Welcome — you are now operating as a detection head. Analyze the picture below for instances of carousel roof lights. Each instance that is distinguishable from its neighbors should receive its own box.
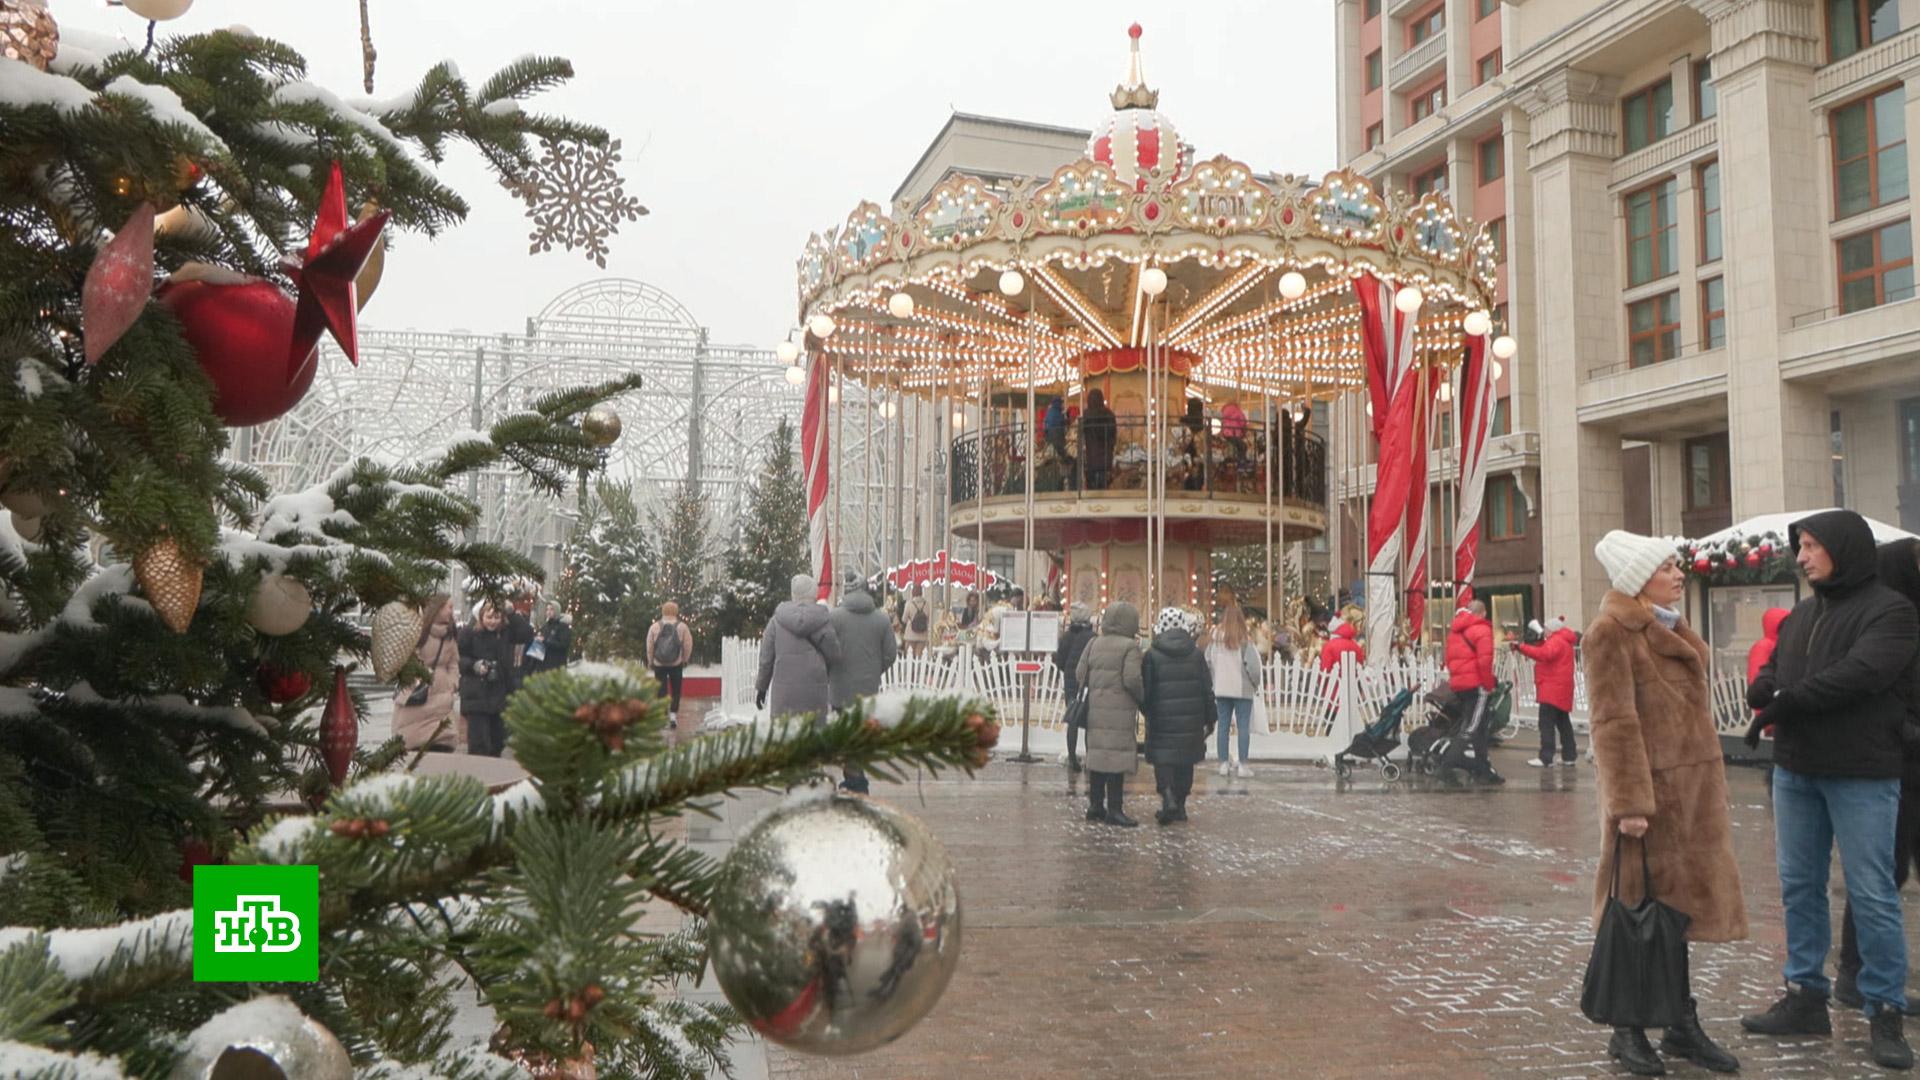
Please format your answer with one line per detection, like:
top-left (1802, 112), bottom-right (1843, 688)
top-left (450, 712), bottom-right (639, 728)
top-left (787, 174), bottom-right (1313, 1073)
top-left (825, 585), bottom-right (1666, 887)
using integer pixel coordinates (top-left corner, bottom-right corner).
top-left (1036, 265), bottom-right (1127, 349)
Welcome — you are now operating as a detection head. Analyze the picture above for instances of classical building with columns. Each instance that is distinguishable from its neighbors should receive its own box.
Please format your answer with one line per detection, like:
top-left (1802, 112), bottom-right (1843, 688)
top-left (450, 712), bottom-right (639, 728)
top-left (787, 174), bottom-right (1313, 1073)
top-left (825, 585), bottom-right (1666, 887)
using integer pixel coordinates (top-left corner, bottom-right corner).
top-left (1335, 0), bottom-right (1920, 638)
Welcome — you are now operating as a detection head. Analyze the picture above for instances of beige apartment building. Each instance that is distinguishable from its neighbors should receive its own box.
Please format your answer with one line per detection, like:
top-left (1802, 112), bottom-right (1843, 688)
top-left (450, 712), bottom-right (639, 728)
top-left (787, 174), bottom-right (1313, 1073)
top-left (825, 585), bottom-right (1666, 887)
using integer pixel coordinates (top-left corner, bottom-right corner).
top-left (1335, 0), bottom-right (1920, 636)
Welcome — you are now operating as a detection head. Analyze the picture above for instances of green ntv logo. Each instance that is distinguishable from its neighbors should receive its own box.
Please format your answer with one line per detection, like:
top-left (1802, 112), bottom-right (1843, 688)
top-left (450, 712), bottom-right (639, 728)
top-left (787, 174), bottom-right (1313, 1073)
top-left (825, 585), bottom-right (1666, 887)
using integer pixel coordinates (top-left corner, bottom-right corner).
top-left (192, 865), bottom-right (318, 982)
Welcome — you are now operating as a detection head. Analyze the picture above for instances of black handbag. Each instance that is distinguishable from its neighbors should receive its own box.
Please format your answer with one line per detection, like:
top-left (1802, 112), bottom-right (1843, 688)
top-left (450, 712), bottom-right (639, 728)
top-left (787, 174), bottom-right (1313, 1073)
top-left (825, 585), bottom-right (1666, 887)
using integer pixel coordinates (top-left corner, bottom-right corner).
top-left (1062, 687), bottom-right (1089, 732)
top-left (399, 633), bottom-right (449, 708)
top-left (1580, 834), bottom-right (1691, 1028)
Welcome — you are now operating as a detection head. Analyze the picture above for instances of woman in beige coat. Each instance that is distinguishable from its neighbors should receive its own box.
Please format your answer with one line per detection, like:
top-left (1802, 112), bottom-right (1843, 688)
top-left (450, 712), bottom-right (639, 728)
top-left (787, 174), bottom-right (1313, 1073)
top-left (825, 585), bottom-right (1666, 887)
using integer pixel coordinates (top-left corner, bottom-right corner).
top-left (392, 594), bottom-right (461, 752)
top-left (1586, 530), bottom-right (1747, 1076)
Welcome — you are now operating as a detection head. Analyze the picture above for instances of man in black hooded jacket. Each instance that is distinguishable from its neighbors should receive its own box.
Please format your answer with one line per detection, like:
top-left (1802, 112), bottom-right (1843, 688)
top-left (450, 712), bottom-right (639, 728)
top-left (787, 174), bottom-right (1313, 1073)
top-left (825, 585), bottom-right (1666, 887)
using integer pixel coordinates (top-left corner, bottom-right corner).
top-left (1742, 510), bottom-right (1920, 1069)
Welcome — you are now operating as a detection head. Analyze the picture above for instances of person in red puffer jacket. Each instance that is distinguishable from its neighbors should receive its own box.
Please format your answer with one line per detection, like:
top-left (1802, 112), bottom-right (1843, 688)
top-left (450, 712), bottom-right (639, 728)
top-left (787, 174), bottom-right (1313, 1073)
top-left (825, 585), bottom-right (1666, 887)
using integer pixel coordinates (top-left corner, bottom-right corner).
top-left (1445, 600), bottom-right (1502, 782)
top-left (1317, 620), bottom-right (1363, 734)
top-left (1517, 616), bottom-right (1580, 767)
top-left (1747, 607), bottom-right (1790, 703)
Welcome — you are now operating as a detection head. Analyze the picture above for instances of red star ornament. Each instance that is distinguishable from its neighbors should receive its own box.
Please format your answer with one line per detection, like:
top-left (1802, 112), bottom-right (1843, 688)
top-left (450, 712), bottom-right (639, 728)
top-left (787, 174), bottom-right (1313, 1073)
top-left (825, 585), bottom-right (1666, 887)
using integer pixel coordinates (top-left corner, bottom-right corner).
top-left (287, 161), bottom-right (390, 382)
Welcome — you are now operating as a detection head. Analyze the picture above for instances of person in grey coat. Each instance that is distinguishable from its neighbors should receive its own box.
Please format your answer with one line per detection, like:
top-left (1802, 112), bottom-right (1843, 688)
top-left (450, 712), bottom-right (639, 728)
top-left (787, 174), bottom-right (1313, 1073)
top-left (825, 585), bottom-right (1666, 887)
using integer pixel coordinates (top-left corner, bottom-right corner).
top-left (756, 574), bottom-right (843, 721)
top-left (1075, 601), bottom-right (1145, 827)
top-left (830, 573), bottom-right (896, 794)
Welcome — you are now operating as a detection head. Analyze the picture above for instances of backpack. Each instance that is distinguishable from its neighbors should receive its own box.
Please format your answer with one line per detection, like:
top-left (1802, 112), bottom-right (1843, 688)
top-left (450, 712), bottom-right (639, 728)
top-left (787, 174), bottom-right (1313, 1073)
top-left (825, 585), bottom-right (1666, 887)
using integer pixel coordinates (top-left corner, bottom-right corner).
top-left (910, 601), bottom-right (928, 635)
top-left (653, 621), bottom-right (684, 666)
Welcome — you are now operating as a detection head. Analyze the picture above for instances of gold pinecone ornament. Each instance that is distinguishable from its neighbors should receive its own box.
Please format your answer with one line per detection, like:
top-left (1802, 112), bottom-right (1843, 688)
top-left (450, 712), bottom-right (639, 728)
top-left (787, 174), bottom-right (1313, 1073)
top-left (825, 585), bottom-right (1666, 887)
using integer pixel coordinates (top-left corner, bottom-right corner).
top-left (369, 600), bottom-right (421, 682)
top-left (0, 0), bottom-right (58, 72)
top-left (135, 538), bottom-right (203, 634)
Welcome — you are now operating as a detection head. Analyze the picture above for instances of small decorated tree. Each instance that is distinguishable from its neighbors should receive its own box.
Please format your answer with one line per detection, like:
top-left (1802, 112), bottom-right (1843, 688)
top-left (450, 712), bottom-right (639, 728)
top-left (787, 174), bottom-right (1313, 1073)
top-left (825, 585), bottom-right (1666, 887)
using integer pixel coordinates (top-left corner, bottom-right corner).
top-left (716, 418), bottom-right (807, 642)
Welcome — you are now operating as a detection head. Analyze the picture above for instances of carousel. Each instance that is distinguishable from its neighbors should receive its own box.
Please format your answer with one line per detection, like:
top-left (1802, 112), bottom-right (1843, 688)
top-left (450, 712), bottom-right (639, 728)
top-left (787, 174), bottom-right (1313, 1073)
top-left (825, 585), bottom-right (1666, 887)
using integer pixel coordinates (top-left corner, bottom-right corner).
top-left (788, 24), bottom-right (1513, 654)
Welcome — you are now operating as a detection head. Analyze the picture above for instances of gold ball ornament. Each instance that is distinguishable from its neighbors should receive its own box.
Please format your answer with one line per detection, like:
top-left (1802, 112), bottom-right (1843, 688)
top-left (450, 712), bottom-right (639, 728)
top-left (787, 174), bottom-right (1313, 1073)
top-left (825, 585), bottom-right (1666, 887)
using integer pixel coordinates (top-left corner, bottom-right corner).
top-left (169, 996), bottom-right (351, 1080)
top-left (0, 0), bottom-right (58, 72)
top-left (246, 574), bottom-right (313, 637)
top-left (370, 600), bottom-right (422, 682)
top-left (9, 514), bottom-right (42, 543)
top-left (354, 200), bottom-right (386, 311)
top-left (134, 537), bottom-right (203, 634)
top-left (155, 203), bottom-right (217, 242)
top-left (581, 408), bottom-right (622, 448)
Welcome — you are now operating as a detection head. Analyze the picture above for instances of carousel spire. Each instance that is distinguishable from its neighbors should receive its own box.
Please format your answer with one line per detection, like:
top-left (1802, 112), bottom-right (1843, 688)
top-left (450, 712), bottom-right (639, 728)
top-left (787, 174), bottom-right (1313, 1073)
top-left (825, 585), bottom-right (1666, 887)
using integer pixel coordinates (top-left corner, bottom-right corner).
top-left (1111, 22), bottom-right (1160, 110)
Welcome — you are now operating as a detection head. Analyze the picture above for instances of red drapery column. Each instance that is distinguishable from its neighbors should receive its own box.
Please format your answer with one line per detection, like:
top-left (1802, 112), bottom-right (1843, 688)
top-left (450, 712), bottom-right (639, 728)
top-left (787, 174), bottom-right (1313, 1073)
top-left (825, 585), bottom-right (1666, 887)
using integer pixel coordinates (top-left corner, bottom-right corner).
top-left (1353, 272), bottom-right (1419, 659)
top-left (802, 350), bottom-right (833, 599)
top-left (1452, 334), bottom-right (1494, 605)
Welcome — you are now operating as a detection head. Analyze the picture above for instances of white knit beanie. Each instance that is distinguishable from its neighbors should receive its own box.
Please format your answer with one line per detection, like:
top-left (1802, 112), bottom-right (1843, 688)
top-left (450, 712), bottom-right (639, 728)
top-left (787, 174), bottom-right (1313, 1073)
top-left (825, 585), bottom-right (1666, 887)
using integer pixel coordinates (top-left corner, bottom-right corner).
top-left (1594, 530), bottom-right (1677, 597)
top-left (1542, 615), bottom-right (1567, 634)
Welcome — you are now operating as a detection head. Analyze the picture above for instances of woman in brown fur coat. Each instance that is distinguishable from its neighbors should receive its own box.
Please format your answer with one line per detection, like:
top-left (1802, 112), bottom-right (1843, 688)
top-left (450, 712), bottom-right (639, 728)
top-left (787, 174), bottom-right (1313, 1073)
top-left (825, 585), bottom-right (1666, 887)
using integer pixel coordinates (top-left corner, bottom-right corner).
top-left (1585, 529), bottom-right (1747, 1076)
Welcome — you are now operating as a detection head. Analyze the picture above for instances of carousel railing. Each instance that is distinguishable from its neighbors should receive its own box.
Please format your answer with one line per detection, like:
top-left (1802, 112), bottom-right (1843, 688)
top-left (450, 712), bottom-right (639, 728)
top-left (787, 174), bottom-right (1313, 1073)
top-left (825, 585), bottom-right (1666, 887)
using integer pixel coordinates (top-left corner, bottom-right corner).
top-left (948, 417), bottom-right (1327, 509)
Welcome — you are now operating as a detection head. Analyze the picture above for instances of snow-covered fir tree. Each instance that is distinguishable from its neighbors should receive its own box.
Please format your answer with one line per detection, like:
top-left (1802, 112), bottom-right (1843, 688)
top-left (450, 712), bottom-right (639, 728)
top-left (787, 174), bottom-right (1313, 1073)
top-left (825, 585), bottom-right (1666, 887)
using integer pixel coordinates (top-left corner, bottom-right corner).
top-left (716, 417), bottom-right (806, 642)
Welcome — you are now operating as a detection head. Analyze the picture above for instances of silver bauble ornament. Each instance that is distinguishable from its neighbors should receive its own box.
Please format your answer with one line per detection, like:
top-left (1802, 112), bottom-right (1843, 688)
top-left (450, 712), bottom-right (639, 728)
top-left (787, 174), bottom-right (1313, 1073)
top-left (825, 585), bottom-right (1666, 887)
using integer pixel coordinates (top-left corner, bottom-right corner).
top-left (10, 513), bottom-right (42, 542)
top-left (170, 995), bottom-right (351, 1079)
top-left (581, 407), bottom-right (622, 448)
top-left (369, 600), bottom-right (422, 682)
top-left (246, 574), bottom-right (313, 637)
top-left (710, 791), bottom-right (961, 1055)
top-left (0, 487), bottom-right (47, 518)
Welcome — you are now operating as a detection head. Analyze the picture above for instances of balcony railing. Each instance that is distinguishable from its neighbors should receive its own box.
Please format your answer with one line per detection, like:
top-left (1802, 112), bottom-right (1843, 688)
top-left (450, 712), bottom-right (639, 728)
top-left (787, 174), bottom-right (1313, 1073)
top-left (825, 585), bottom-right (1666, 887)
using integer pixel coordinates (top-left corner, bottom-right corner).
top-left (949, 416), bottom-right (1328, 510)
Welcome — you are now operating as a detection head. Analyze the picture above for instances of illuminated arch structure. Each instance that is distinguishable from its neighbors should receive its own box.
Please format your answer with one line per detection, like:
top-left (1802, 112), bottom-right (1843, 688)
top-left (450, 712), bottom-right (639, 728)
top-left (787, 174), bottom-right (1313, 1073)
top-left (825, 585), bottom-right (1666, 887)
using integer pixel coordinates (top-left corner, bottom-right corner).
top-left (236, 278), bottom-right (895, 581)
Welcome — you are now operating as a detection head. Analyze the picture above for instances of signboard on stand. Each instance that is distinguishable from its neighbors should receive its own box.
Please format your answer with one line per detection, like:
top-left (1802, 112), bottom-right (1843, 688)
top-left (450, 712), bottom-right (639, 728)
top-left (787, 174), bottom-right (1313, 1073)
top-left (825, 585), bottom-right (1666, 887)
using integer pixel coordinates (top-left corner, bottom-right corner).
top-left (997, 611), bottom-right (1061, 655)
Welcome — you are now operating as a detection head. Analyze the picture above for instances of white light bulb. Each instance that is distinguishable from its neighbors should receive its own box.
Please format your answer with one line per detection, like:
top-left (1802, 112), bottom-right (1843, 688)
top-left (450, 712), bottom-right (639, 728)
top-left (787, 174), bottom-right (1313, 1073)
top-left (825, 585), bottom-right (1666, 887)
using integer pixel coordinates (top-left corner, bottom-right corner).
top-left (1491, 360), bottom-right (1505, 380)
top-left (1491, 335), bottom-right (1518, 360)
top-left (1279, 271), bottom-right (1307, 300)
top-left (1438, 382), bottom-right (1452, 403)
top-left (1140, 266), bottom-right (1169, 296)
top-left (1209, 417), bottom-right (1223, 434)
top-left (808, 313), bottom-right (836, 338)
top-left (775, 340), bottom-right (800, 364)
top-left (881, 401), bottom-right (897, 419)
top-left (828, 385), bottom-right (840, 404)
top-left (1462, 309), bottom-right (1492, 337)
top-left (888, 292), bottom-right (915, 319)
top-left (1394, 285), bottom-right (1424, 313)
top-left (999, 269), bottom-right (1025, 296)
top-left (784, 365), bottom-right (806, 386)
top-left (952, 411), bottom-right (965, 428)
top-left (124, 0), bottom-right (193, 20)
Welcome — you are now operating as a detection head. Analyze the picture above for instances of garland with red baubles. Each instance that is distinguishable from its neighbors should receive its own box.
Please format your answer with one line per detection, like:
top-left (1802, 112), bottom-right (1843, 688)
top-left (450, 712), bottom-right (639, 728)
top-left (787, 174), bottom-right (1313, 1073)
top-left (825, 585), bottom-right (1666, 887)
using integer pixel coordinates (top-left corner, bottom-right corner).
top-left (1680, 530), bottom-right (1795, 586)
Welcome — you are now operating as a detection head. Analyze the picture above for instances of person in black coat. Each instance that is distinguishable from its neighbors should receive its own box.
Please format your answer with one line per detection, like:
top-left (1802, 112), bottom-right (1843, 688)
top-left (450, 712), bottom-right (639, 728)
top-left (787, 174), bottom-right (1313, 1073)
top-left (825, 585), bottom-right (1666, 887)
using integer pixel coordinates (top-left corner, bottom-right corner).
top-left (1837, 537), bottom-right (1920, 1012)
top-left (529, 604), bottom-right (573, 673)
top-left (1079, 388), bottom-right (1116, 491)
top-left (458, 602), bottom-right (517, 757)
top-left (1054, 603), bottom-right (1097, 774)
top-left (1743, 510), bottom-right (1920, 1065)
top-left (1142, 606), bottom-right (1217, 826)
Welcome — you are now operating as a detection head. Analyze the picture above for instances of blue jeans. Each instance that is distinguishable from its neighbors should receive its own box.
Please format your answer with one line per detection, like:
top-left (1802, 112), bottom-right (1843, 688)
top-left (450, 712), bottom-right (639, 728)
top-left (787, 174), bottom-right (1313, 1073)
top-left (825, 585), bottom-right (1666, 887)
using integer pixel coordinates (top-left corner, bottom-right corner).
top-left (1773, 766), bottom-right (1908, 1010)
top-left (1216, 697), bottom-right (1253, 763)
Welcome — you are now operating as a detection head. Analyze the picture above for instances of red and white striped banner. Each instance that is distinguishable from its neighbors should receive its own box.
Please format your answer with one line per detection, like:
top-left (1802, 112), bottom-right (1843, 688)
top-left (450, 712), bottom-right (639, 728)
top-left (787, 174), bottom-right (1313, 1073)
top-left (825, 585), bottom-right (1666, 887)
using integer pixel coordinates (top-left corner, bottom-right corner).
top-left (1404, 365), bottom-right (1436, 642)
top-left (1353, 273), bottom-right (1421, 659)
top-left (1452, 334), bottom-right (1494, 605)
top-left (800, 351), bottom-right (833, 600)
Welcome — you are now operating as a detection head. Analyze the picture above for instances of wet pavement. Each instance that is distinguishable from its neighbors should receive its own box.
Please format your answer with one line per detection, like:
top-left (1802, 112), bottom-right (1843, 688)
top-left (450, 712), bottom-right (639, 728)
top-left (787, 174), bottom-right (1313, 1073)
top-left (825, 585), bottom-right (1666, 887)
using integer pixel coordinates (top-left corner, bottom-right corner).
top-left (747, 746), bottom-right (1920, 1080)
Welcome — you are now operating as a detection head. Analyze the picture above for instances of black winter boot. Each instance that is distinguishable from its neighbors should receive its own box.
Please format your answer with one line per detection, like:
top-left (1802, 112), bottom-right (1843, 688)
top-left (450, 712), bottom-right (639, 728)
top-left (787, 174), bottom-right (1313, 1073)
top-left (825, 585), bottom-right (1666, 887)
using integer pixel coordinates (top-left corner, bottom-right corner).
top-left (1171, 792), bottom-right (1188, 822)
top-left (1154, 790), bottom-right (1174, 827)
top-left (1872, 1004), bottom-right (1915, 1070)
top-left (1608, 1026), bottom-right (1665, 1076)
top-left (1660, 998), bottom-right (1739, 1073)
top-left (1741, 983), bottom-right (1831, 1037)
top-left (1105, 778), bottom-right (1137, 828)
top-left (1085, 774), bottom-right (1107, 823)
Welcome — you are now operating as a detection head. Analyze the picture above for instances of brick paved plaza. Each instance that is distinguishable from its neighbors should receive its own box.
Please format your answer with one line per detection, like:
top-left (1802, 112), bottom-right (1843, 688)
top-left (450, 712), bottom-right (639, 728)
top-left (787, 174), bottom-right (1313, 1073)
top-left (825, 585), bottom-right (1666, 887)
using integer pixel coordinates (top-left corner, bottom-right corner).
top-left (730, 745), bottom-right (1920, 1080)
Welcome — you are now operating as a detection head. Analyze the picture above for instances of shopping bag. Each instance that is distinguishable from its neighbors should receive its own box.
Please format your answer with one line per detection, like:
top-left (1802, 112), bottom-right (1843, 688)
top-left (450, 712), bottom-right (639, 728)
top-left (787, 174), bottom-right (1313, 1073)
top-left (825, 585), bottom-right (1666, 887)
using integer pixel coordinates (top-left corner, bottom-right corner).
top-left (1580, 834), bottom-right (1690, 1028)
top-left (1250, 692), bottom-right (1269, 734)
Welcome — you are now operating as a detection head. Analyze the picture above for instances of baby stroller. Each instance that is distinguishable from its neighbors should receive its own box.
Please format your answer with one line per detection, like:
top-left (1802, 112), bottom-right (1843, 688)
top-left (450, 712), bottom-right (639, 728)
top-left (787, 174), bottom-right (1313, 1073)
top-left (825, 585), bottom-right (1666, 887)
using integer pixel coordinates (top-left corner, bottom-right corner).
top-left (1330, 688), bottom-right (1413, 781)
top-left (1409, 680), bottom-right (1512, 783)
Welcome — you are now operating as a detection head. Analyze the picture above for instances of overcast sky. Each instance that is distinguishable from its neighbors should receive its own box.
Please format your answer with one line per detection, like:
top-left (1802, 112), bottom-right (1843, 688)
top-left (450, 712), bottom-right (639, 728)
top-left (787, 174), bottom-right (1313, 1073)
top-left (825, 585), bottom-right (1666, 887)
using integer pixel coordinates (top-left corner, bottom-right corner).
top-left (63, 1), bottom-right (1336, 349)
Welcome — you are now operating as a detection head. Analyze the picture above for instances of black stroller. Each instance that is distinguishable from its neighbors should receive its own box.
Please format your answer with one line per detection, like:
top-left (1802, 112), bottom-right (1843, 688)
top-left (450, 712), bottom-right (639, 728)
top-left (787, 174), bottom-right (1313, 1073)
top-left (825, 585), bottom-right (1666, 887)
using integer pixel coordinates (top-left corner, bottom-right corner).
top-left (1331, 688), bottom-right (1414, 781)
top-left (1409, 680), bottom-right (1512, 783)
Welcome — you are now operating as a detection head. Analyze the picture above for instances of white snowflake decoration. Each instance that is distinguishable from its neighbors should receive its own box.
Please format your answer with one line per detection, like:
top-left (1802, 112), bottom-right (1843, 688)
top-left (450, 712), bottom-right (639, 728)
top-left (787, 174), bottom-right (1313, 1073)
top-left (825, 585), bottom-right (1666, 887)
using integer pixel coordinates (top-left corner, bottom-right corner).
top-left (513, 137), bottom-right (647, 268)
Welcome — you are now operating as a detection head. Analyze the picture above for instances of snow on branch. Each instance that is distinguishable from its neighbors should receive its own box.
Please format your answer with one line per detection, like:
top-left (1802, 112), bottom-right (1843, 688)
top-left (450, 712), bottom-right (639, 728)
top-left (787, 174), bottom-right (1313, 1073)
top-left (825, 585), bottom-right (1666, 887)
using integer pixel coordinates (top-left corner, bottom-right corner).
top-left (0, 1041), bottom-right (131, 1080)
top-left (64, 682), bottom-right (271, 737)
top-left (0, 909), bottom-right (191, 982)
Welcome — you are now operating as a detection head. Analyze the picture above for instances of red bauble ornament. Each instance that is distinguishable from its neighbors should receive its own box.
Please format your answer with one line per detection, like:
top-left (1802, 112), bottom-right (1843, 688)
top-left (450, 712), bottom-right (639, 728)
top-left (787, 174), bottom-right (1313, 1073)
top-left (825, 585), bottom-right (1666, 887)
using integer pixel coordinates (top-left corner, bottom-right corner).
top-left (319, 664), bottom-right (356, 788)
top-left (1746, 551), bottom-right (1763, 568)
top-left (1758, 544), bottom-right (1773, 557)
top-left (256, 662), bottom-right (313, 704)
top-left (158, 275), bottom-right (317, 426)
top-left (1693, 557), bottom-right (1712, 574)
top-left (83, 202), bottom-right (156, 365)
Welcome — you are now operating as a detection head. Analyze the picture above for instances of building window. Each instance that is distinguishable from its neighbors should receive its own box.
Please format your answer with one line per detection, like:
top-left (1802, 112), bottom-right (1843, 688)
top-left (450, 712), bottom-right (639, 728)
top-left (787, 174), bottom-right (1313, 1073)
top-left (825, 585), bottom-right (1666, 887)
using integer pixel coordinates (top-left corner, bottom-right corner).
top-left (1410, 83), bottom-right (1446, 124)
top-left (1365, 0), bottom-right (1381, 19)
top-left (1413, 161), bottom-right (1448, 196)
top-left (1685, 433), bottom-right (1731, 514)
top-left (1366, 49), bottom-right (1382, 91)
top-left (1622, 79), bottom-right (1675, 153)
top-left (1490, 396), bottom-right (1511, 437)
top-left (1628, 291), bottom-right (1681, 367)
top-left (1365, 123), bottom-right (1384, 150)
top-left (1828, 0), bottom-right (1899, 61)
top-left (1832, 410), bottom-right (1847, 506)
top-left (1832, 86), bottom-right (1908, 220)
top-left (1626, 178), bottom-right (1679, 286)
top-left (1901, 397), bottom-right (1920, 485)
top-left (1838, 219), bottom-right (1915, 313)
top-left (1409, 4), bottom-right (1445, 45)
top-left (1698, 160), bottom-right (1721, 262)
top-left (1487, 217), bottom-right (1507, 261)
top-left (1486, 475), bottom-right (1525, 540)
top-left (1701, 277), bottom-right (1726, 349)
top-left (1693, 59), bottom-right (1716, 120)
top-left (1478, 133), bottom-right (1504, 184)
top-left (1478, 0), bottom-right (1499, 17)
top-left (1477, 50), bottom-right (1503, 85)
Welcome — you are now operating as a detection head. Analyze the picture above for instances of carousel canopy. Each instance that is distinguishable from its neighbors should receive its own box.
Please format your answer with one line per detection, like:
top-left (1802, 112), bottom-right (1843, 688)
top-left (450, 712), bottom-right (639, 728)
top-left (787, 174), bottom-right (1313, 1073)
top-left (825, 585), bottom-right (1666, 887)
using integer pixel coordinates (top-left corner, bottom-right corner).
top-left (793, 27), bottom-right (1499, 405)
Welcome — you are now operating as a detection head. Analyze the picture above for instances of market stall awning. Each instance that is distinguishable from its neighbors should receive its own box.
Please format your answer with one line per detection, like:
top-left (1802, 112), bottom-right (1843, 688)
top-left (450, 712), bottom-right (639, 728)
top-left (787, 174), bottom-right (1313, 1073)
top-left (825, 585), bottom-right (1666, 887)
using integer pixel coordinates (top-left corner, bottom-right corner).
top-left (1693, 510), bottom-right (1916, 546)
